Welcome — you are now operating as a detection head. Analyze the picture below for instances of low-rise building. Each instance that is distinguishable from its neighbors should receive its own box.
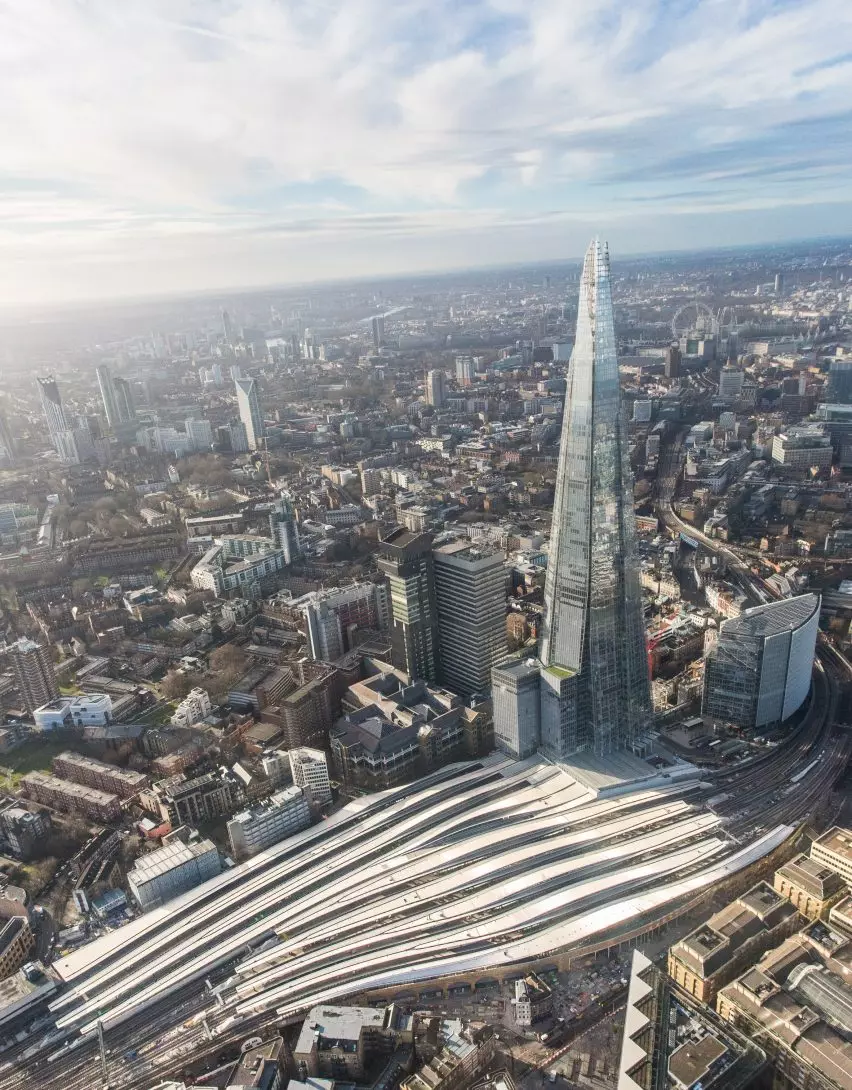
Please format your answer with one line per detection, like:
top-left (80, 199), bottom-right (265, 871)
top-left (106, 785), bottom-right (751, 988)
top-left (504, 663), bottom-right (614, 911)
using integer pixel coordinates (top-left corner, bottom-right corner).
top-left (0, 918), bottom-right (34, 981)
top-left (52, 751), bottom-right (149, 800)
top-left (774, 853), bottom-right (846, 921)
top-left (142, 769), bottom-right (244, 826)
top-left (21, 772), bottom-right (121, 822)
top-left (227, 785), bottom-right (312, 860)
top-left (668, 882), bottom-right (801, 1005)
top-left (294, 1005), bottom-right (395, 1081)
top-left (513, 973), bottom-right (553, 1026)
top-left (33, 693), bottom-right (113, 731)
top-left (810, 825), bottom-right (852, 886)
top-left (127, 837), bottom-right (221, 911)
top-left (0, 806), bottom-right (50, 861)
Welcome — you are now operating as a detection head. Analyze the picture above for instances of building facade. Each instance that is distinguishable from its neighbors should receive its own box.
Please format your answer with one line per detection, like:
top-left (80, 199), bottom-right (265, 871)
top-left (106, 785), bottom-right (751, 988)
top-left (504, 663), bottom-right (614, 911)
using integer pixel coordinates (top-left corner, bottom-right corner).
top-left (227, 785), bottom-right (312, 860)
top-left (235, 376), bottom-right (265, 451)
top-left (702, 593), bottom-right (820, 730)
top-left (10, 639), bottom-right (59, 714)
top-left (377, 528), bottom-right (440, 683)
top-left (288, 747), bottom-right (331, 806)
top-left (127, 838), bottom-right (221, 911)
top-left (509, 240), bottom-right (652, 760)
top-left (433, 540), bottom-right (506, 697)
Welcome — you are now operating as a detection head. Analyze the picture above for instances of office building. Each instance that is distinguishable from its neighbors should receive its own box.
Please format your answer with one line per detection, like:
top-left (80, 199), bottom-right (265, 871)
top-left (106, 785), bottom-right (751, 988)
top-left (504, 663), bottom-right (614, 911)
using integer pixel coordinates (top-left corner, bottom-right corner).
top-left (0, 411), bottom-right (15, 465)
top-left (288, 747), bottom-right (331, 806)
top-left (268, 497), bottom-right (301, 564)
top-left (235, 376), bottom-right (265, 450)
top-left (222, 309), bottom-right (233, 345)
top-left (377, 528), bottom-right (440, 683)
top-left (143, 770), bottom-right (244, 826)
top-left (184, 416), bottom-right (214, 452)
top-left (33, 694), bottom-right (112, 731)
top-left (225, 420), bottom-right (250, 453)
top-left (827, 358), bottom-right (852, 404)
top-left (718, 367), bottom-right (744, 401)
top-left (371, 315), bottom-right (385, 351)
top-left (52, 751), bottom-right (149, 800)
top-left (667, 881), bottom-right (801, 1005)
top-left (262, 674), bottom-right (336, 750)
top-left (810, 826), bottom-right (852, 886)
top-left (96, 365), bottom-right (121, 430)
top-left (426, 369), bottom-right (447, 408)
top-left (298, 582), bottom-right (387, 662)
top-left (171, 687), bottom-right (212, 728)
top-left (127, 838), bottom-right (221, 911)
top-left (773, 853), bottom-right (845, 921)
top-left (702, 593), bottom-right (820, 730)
top-left (664, 343), bottom-right (681, 379)
top-left (36, 376), bottom-right (68, 446)
top-left (10, 638), bottom-right (59, 714)
top-left (227, 785), bottom-right (312, 860)
top-left (536, 240), bottom-right (652, 759)
top-left (433, 540), bottom-right (506, 697)
top-left (113, 376), bottom-right (136, 423)
top-left (771, 425), bottom-right (833, 470)
top-left (294, 1005), bottom-right (392, 1081)
top-left (492, 657), bottom-right (543, 759)
top-left (716, 925), bottom-right (852, 1090)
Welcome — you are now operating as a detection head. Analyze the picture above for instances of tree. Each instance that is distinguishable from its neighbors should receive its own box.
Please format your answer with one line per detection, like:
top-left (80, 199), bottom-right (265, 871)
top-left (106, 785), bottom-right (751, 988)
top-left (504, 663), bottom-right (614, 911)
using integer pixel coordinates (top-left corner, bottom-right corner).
top-left (162, 671), bottom-right (192, 700)
top-left (209, 644), bottom-right (247, 674)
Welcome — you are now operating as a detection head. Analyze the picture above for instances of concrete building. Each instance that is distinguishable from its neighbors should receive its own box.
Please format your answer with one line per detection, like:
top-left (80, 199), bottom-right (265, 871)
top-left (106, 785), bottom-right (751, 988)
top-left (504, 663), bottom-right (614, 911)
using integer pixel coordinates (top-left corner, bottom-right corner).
top-left (0, 806), bottom-right (50, 861)
top-left (33, 694), bottom-right (112, 731)
top-left (0, 918), bottom-right (34, 981)
top-left (294, 1005), bottom-right (393, 1081)
top-left (171, 687), bottom-right (212, 728)
top-left (716, 927), bottom-right (852, 1090)
top-left (288, 747), bottom-right (331, 806)
top-left (298, 583), bottom-right (387, 662)
top-left (127, 838), bottom-right (221, 911)
top-left (513, 973), bottom-right (553, 1026)
top-left (774, 854), bottom-right (846, 921)
top-left (702, 593), bottom-right (820, 730)
top-left (668, 882), bottom-right (801, 1005)
top-left (433, 540), bottom-right (506, 697)
top-left (810, 826), bottom-right (852, 886)
top-left (9, 639), bottom-right (59, 714)
top-left (491, 657), bottom-right (542, 759)
top-left (144, 770), bottom-right (244, 826)
top-left (191, 536), bottom-right (286, 597)
top-left (51, 751), bottom-right (148, 800)
top-left (426, 369), bottom-right (447, 408)
top-left (21, 772), bottom-right (121, 823)
top-left (227, 785), bottom-right (312, 860)
top-left (184, 417), bottom-right (214, 452)
top-left (261, 675), bottom-right (336, 750)
top-left (771, 425), bottom-right (833, 470)
top-left (377, 528), bottom-right (440, 683)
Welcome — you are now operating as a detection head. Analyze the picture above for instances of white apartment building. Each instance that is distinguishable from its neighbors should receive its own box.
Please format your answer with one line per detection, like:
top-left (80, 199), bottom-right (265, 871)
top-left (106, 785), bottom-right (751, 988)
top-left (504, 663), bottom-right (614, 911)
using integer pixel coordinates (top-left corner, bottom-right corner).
top-left (227, 786), bottom-right (312, 860)
top-left (33, 693), bottom-right (113, 731)
top-left (289, 747), bottom-right (331, 806)
top-left (171, 687), bottom-right (212, 728)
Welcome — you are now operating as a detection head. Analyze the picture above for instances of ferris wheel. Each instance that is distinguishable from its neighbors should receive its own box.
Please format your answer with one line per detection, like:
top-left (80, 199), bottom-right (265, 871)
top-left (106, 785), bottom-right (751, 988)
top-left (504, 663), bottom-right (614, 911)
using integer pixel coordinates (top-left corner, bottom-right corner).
top-left (671, 301), bottom-right (717, 340)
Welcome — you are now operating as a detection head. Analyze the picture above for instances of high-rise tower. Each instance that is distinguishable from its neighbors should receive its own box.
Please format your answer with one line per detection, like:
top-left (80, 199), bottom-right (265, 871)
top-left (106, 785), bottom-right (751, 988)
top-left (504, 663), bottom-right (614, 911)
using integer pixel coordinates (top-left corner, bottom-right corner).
top-left (377, 528), bottom-right (439, 683)
top-left (11, 638), bottom-right (60, 713)
top-left (96, 365), bottom-right (120, 429)
top-left (538, 239), bottom-right (651, 758)
top-left (235, 376), bottom-right (264, 451)
top-left (492, 239), bottom-right (652, 762)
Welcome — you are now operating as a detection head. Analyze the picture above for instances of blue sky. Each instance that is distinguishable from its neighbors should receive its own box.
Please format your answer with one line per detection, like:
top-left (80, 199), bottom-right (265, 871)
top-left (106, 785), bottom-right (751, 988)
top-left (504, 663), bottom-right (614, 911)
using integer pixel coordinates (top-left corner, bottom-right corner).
top-left (1, 0), bottom-right (851, 304)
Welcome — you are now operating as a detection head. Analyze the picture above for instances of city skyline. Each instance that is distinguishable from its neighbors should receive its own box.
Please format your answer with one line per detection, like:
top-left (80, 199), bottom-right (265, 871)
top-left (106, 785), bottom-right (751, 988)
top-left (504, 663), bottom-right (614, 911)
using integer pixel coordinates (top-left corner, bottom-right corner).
top-left (1, 1), bottom-right (852, 306)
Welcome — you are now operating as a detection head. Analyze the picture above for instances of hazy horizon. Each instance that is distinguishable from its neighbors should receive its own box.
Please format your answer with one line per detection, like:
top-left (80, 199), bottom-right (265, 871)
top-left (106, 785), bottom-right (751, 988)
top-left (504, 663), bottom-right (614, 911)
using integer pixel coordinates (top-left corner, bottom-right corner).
top-left (2, 0), bottom-right (852, 307)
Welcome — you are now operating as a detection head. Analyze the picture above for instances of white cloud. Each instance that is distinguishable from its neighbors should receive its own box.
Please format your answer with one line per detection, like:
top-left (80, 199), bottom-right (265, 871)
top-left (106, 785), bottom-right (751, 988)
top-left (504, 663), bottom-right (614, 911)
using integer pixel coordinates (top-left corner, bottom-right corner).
top-left (0, 0), bottom-right (851, 303)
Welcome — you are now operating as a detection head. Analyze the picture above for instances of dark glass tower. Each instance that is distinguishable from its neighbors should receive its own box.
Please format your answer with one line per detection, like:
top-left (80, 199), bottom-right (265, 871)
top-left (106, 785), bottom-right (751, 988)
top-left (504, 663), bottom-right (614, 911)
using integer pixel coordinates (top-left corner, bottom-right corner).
top-left (538, 239), bottom-right (651, 758)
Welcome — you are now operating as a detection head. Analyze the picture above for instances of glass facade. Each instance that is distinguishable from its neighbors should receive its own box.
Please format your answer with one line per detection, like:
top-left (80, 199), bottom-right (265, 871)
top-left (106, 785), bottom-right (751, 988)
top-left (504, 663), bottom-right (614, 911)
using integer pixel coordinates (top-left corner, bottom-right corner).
top-left (539, 240), bottom-right (652, 758)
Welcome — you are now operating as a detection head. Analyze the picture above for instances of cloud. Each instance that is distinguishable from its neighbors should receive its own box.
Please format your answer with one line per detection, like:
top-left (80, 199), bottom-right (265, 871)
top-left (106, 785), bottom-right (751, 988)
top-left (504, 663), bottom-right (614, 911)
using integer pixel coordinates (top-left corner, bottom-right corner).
top-left (0, 0), bottom-right (851, 303)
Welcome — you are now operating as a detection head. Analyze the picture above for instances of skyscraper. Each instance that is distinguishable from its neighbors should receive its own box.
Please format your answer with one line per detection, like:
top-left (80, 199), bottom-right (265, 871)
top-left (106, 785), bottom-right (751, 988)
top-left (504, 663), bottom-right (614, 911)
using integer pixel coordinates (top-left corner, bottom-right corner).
top-left (425, 369), bottom-right (447, 408)
top-left (433, 540), bottom-right (506, 697)
top-left (222, 309), bottom-right (234, 345)
top-left (10, 638), bottom-right (60, 714)
top-left (96, 365), bottom-right (120, 429)
top-left (0, 410), bottom-right (15, 465)
top-left (113, 376), bottom-right (136, 425)
top-left (493, 239), bottom-right (652, 762)
top-left (538, 239), bottom-right (651, 758)
top-left (827, 359), bottom-right (852, 405)
top-left (37, 376), bottom-right (68, 443)
top-left (371, 315), bottom-right (385, 351)
top-left (235, 376), bottom-right (264, 450)
top-left (377, 528), bottom-right (439, 683)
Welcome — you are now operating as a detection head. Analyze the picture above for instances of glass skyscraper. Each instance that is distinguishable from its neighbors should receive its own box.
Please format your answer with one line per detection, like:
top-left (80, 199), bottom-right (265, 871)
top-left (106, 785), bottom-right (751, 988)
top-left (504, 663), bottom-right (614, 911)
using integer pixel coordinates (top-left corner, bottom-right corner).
top-left (537, 239), bottom-right (652, 758)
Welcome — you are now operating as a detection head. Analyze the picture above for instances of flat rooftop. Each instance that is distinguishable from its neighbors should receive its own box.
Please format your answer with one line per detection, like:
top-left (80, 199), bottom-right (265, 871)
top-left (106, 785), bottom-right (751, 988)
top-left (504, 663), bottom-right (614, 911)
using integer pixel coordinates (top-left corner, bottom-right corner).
top-left (814, 826), bottom-right (852, 864)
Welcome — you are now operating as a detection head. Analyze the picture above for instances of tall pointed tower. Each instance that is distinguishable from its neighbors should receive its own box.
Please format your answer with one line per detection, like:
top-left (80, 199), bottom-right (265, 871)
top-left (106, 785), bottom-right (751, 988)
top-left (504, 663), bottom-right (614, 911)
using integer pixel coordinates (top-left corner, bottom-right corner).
top-left (538, 239), bottom-right (652, 758)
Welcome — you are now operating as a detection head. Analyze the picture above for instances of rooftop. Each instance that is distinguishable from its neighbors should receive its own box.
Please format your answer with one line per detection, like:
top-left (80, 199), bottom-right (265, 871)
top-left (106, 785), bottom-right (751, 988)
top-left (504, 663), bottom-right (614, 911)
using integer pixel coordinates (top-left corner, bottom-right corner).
top-left (813, 826), bottom-right (852, 865)
top-left (719, 593), bottom-right (819, 641)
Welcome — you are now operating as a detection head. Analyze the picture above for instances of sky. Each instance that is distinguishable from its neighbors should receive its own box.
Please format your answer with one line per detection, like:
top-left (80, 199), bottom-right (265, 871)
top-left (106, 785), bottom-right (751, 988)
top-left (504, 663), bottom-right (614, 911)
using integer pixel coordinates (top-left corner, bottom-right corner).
top-left (1, 0), bottom-right (852, 306)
